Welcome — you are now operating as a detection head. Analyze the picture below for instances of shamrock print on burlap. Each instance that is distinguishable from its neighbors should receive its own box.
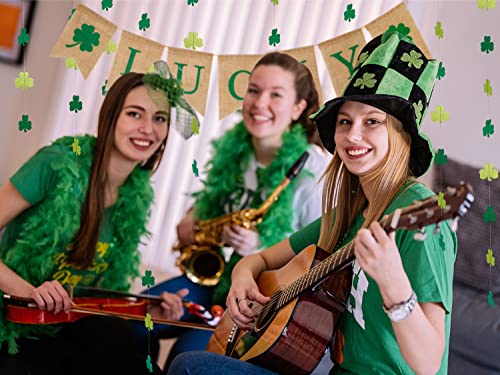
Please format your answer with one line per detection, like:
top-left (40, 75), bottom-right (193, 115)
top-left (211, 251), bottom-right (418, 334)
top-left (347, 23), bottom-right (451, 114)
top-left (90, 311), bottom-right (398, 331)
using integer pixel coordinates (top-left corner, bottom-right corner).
top-left (344, 4), bottom-right (356, 22)
top-left (483, 119), bottom-right (495, 137)
top-left (184, 32), bottom-right (203, 50)
top-left (18, 114), bottom-right (32, 132)
top-left (69, 95), bottom-right (83, 113)
top-left (481, 36), bottom-right (495, 54)
top-left (65, 24), bottom-right (100, 52)
top-left (18, 28), bottom-right (29, 46)
top-left (139, 13), bottom-right (150, 31)
top-left (141, 270), bottom-right (155, 287)
top-left (269, 28), bottom-right (281, 46)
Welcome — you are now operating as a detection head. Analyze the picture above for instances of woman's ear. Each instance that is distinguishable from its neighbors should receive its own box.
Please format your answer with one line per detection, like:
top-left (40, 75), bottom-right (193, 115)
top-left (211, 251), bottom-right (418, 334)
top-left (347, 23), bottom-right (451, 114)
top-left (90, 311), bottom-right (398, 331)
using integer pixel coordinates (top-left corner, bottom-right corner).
top-left (292, 98), bottom-right (308, 121)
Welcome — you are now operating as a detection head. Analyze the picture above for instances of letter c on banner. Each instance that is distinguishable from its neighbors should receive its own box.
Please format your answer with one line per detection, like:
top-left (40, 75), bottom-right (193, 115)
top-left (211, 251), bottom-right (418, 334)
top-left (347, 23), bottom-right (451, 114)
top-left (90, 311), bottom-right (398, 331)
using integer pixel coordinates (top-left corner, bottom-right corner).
top-left (228, 69), bottom-right (250, 101)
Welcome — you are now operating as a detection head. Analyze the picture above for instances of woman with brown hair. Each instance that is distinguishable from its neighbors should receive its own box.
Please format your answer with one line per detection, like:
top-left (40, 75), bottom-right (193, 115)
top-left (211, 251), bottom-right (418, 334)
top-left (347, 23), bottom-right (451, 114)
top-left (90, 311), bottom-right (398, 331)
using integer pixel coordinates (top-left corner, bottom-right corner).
top-left (0, 62), bottom-right (196, 375)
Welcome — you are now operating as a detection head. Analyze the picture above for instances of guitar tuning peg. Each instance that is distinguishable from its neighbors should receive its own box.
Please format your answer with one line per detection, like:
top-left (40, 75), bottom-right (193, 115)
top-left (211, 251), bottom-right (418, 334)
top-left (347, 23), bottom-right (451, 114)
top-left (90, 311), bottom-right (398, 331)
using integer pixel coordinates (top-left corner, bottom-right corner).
top-left (433, 222), bottom-right (441, 235)
top-left (450, 217), bottom-right (459, 232)
top-left (413, 227), bottom-right (427, 241)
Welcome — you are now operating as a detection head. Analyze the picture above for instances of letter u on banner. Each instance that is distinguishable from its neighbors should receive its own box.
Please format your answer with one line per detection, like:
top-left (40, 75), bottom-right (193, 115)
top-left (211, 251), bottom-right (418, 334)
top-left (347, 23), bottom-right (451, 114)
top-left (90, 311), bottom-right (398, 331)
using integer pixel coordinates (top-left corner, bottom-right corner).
top-left (107, 30), bottom-right (165, 88)
top-left (167, 47), bottom-right (213, 116)
top-left (50, 4), bottom-right (117, 79)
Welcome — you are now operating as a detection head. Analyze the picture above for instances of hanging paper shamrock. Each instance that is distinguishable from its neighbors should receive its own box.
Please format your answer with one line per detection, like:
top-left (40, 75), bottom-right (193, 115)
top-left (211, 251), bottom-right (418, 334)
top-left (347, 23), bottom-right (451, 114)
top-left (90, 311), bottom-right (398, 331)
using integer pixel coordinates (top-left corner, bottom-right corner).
top-left (102, 80), bottom-right (108, 96)
top-left (69, 95), bottom-right (83, 113)
top-left (483, 119), bottom-right (495, 137)
top-left (437, 192), bottom-right (447, 209)
top-left (139, 13), bottom-right (151, 31)
top-left (344, 4), bottom-right (356, 22)
top-left (486, 248), bottom-right (495, 266)
top-left (190, 118), bottom-right (200, 135)
top-left (437, 62), bottom-right (446, 80)
top-left (105, 40), bottom-right (117, 54)
top-left (271, 0), bottom-right (279, 5)
top-left (192, 160), bottom-right (199, 177)
top-left (430, 105), bottom-right (450, 123)
top-left (477, 0), bottom-right (497, 9)
top-left (480, 36), bottom-right (495, 54)
top-left (434, 149), bottom-right (448, 166)
top-left (187, 0), bottom-right (199, 5)
top-left (484, 206), bottom-right (497, 223)
top-left (479, 163), bottom-right (499, 181)
top-left (145, 313), bottom-right (154, 331)
top-left (14, 72), bottom-right (34, 89)
top-left (146, 355), bottom-right (153, 373)
top-left (184, 32), bottom-right (203, 50)
top-left (72, 138), bottom-right (81, 156)
top-left (18, 28), bottom-right (29, 46)
top-left (142, 270), bottom-right (155, 287)
top-left (488, 291), bottom-right (495, 308)
top-left (268, 28), bottom-right (281, 46)
top-left (18, 114), bottom-right (32, 133)
top-left (65, 57), bottom-right (78, 70)
top-left (65, 24), bottom-right (100, 52)
top-left (434, 21), bottom-right (444, 39)
top-left (484, 79), bottom-right (493, 96)
top-left (101, 0), bottom-right (113, 11)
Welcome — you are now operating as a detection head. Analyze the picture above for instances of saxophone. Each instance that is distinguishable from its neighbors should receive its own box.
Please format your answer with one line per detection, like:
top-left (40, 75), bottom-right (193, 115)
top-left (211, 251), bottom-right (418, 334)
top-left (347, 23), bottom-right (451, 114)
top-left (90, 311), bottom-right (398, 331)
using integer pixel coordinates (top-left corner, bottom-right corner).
top-left (174, 151), bottom-right (310, 286)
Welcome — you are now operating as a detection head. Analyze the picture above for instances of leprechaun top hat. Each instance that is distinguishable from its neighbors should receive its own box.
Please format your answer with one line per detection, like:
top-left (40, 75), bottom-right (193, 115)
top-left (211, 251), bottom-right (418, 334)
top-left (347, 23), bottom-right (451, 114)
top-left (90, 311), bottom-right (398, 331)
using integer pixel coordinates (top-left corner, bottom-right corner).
top-left (311, 29), bottom-right (439, 177)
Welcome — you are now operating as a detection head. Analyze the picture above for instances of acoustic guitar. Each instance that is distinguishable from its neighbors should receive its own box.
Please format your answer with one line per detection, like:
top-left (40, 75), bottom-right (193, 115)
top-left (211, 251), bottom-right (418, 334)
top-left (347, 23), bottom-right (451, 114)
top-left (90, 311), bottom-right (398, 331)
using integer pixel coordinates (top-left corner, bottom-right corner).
top-left (207, 183), bottom-right (474, 374)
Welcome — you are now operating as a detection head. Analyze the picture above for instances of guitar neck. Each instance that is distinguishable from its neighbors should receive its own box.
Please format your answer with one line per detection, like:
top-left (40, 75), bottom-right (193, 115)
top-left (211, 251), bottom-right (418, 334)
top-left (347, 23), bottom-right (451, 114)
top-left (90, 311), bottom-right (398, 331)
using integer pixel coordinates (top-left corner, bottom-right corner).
top-left (276, 242), bottom-right (355, 310)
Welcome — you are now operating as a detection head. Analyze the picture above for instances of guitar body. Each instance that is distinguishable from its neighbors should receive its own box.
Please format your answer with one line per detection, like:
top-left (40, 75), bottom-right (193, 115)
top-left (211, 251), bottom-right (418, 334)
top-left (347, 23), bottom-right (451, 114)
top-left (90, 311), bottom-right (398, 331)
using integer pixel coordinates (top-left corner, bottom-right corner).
top-left (207, 245), bottom-right (352, 374)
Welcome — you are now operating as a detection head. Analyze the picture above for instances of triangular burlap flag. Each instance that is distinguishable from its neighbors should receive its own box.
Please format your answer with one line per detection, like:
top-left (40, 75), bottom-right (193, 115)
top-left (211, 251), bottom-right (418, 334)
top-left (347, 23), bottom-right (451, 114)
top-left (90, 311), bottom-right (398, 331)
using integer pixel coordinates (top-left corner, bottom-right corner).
top-left (218, 54), bottom-right (261, 120)
top-left (107, 30), bottom-right (165, 87)
top-left (50, 4), bottom-right (117, 79)
top-left (365, 2), bottom-right (432, 58)
top-left (283, 46), bottom-right (323, 104)
top-left (318, 28), bottom-right (366, 96)
top-left (167, 47), bottom-right (213, 116)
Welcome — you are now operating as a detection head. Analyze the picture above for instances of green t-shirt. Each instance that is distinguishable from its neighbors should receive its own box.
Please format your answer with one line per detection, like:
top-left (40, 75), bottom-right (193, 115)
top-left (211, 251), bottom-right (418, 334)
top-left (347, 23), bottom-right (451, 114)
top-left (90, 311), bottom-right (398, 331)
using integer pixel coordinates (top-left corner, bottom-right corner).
top-left (0, 143), bottom-right (115, 290)
top-left (289, 183), bottom-right (457, 374)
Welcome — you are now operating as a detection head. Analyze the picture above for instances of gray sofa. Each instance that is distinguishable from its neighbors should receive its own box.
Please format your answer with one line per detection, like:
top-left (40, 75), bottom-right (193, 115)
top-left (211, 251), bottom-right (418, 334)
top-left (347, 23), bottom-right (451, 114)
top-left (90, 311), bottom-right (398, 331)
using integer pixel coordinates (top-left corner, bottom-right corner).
top-left (433, 157), bottom-right (500, 374)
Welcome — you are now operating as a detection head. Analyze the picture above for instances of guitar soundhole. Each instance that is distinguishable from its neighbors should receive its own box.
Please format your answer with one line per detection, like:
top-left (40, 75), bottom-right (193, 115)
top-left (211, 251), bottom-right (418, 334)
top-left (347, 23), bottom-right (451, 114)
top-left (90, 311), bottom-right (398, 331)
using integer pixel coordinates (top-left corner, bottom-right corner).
top-left (254, 293), bottom-right (280, 333)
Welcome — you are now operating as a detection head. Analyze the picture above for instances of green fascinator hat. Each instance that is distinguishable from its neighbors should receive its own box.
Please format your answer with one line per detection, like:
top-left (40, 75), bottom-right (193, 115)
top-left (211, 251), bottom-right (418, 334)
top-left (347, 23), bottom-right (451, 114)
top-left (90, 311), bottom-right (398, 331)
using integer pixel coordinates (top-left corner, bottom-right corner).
top-left (143, 60), bottom-right (199, 140)
top-left (311, 30), bottom-right (439, 177)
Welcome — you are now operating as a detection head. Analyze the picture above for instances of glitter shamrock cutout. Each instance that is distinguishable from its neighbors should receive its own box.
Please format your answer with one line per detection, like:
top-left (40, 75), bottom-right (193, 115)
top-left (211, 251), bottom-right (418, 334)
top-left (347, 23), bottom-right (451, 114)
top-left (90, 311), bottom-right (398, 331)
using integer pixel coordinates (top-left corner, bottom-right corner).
top-left (101, 0), bottom-right (113, 11)
top-left (434, 21), bottom-right (444, 39)
top-left (69, 95), bottom-right (83, 113)
top-left (184, 32), bottom-right (203, 50)
top-left (105, 40), bottom-right (117, 54)
top-left (484, 79), bottom-right (493, 96)
top-left (481, 36), bottom-right (495, 54)
top-left (65, 24), bottom-right (101, 53)
top-left (15, 72), bottom-right (34, 89)
top-left (146, 355), bottom-right (153, 373)
top-left (192, 159), bottom-right (199, 177)
top-left (18, 114), bottom-right (32, 133)
top-left (484, 206), bottom-right (497, 223)
top-left (434, 149), bottom-right (448, 166)
top-left (141, 270), bottom-right (155, 287)
top-left (187, 0), bottom-right (199, 5)
top-left (65, 57), bottom-right (78, 70)
top-left (139, 13), bottom-right (151, 31)
top-left (483, 119), bottom-right (495, 137)
top-left (486, 248), bottom-right (495, 266)
top-left (437, 62), bottom-right (446, 80)
top-left (344, 4), bottom-right (356, 22)
top-left (430, 105), bottom-right (450, 123)
top-left (190, 118), bottom-right (200, 135)
top-left (268, 28), bottom-right (281, 46)
top-left (437, 192), bottom-right (447, 209)
top-left (479, 163), bottom-right (499, 181)
top-left (477, 0), bottom-right (496, 9)
top-left (18, 28), bottom-right (29, 46)
top-left (72, 138), bottom-right (81, 156)
top-left (145, 313), bottom-right (154, 331)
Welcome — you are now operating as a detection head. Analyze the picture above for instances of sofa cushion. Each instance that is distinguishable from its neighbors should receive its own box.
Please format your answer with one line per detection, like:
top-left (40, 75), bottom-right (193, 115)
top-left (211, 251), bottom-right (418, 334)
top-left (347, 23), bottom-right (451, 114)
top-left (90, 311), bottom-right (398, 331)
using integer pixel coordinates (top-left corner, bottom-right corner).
top-left (433, 157), bottom-right (500, 294)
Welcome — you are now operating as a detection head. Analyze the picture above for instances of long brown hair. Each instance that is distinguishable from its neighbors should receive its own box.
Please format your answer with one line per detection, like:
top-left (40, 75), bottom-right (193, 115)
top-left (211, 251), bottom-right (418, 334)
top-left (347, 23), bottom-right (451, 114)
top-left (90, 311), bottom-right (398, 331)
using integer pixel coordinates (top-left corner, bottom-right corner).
top-left (253, 52), bottom-right (321, 146)
top-left (68, 73), bottom-right (167, 268)
top-left (318, 114), bottom-right (414, 252)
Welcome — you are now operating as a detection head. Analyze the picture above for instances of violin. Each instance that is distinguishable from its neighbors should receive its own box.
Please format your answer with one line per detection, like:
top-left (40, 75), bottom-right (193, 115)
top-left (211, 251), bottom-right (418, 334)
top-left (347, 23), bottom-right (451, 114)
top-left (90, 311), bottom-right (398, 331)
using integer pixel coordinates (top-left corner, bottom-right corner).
top-left (3, 287), bottom-right (224, 331)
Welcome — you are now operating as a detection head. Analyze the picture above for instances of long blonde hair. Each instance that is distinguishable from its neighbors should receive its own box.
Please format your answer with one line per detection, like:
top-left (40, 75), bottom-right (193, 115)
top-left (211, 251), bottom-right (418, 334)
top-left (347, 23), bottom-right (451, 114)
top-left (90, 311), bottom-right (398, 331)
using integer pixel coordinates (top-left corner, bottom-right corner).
top-left (318, 114), bottom-right (415, 252)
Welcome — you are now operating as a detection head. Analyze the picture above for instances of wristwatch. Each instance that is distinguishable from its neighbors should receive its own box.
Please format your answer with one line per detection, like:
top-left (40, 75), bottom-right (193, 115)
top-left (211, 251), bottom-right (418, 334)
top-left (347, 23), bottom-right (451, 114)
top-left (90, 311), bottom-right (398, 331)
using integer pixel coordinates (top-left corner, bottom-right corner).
top-left (383, 291), bottom-right (417, 322)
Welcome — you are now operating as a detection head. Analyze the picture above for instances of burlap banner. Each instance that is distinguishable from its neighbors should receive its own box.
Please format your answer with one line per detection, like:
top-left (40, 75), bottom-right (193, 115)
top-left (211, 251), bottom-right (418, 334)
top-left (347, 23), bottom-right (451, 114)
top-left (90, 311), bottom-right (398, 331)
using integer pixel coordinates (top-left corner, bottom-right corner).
top-left (50, 4), bottom-right (117, 79)
top-left (51, 2), bottom-right (432, 120)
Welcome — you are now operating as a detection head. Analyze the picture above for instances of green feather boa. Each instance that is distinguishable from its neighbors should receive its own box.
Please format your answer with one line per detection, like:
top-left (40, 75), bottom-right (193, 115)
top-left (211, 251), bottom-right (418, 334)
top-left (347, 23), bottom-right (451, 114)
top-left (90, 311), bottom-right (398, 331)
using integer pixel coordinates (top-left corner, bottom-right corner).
top-left (193, 121), bottom-right (309, 305)
top-left (0, 135), bottom-right (153, 354)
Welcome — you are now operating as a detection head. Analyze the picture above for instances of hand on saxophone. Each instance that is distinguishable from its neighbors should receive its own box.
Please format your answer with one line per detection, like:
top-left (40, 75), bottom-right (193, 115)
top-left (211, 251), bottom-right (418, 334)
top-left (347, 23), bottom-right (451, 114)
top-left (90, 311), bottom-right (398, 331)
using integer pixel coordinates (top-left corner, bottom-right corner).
top-left (222, 224), bottom-right (260, 256)
top-left (176, 209), bottom-right (196, 245)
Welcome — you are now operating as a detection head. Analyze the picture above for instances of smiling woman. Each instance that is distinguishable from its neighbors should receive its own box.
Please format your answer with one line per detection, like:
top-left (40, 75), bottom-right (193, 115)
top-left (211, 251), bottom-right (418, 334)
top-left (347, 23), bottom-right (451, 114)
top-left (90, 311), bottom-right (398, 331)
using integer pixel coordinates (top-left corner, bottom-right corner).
top-left (0, 61), bottom-right (199, 375)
